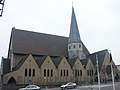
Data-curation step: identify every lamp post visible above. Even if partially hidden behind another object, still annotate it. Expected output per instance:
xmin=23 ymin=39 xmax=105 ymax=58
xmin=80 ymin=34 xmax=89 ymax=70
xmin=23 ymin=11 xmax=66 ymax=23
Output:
xmin=83 ymin=65 xmax=87 ymax=84
xmin=44 ymin=77 xmax=47 ymax=90
xmin=96 ymin=54 xmax=100 ymax=90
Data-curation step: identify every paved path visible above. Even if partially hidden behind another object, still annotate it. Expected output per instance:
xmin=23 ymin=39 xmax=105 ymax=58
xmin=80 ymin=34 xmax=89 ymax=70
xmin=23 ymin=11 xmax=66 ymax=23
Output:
xmin=41 ymin=82 xmax=120 ymax=90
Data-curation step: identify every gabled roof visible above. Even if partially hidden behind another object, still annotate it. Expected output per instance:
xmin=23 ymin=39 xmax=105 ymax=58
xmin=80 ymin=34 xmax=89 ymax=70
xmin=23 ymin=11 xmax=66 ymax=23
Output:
xmin=12 ymin=54 xmax=30 ymax=71
xmin=11 ymin=28 xmax=68 ymax=57
xmin=10 ymin=28 xmax=90 ymax=57
xmin=33 ymin=55 xmax=48 ymax=68
xmin=51 ymin=56 xmax=63 ymax=68
xmin=67 ymin=57 xmax=77 ymax=68
xmin=12 ymin=54 xmax=47 ymax=70
xmin=80 ymin=58 xmax=89 ymax=68
xmin=87 ymin=49 xmax=108 ymax=70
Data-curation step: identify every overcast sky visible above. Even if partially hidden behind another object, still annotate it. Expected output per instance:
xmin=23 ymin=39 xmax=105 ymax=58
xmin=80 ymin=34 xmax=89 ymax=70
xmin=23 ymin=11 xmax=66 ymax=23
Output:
xmin=0 ymin=0 xmax=120 ymax=65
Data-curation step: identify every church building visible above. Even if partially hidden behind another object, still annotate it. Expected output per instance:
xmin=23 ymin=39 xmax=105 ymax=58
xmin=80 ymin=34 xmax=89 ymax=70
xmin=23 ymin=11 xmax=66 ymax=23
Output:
xmin=1 ymin=7 xmax=117 ymax=85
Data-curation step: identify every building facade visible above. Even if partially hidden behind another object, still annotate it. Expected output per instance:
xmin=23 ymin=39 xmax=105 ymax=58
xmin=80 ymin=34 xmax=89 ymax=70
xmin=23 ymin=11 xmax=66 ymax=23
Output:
xmin=1 ymin=7 xmax=118 ymax=85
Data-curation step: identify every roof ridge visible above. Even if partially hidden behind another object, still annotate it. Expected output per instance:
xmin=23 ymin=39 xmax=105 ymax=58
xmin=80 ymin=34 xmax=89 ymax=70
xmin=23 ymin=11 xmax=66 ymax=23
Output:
xmin=90 ymin=49 xmax=108 ymax=55
xmin=12 ymin=27 xmax=68 ymax=38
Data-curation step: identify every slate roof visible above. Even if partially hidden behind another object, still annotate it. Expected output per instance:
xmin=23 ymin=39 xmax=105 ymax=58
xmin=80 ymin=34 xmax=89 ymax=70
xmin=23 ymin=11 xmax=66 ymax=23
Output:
xmin=34 ymin=55 xmax=48 ymax=68
xmin=67 ymin=58 xmax=89 ymax=68
xmin=10 ymin=28 xmax=90 ymax=57
xmin=10 ymin=49 xmax=108 ymax=72
xmin=67 ymin=57 xmax=77 ymax=68
xmin=12 ymin=54 xmax=48 ymax=70
xmin=12 ymin=54 xmax=29 ymax=71
xmin=11 ymin=28 xmax=68 ymax=57
xmin=6 ymin=28 xmax=109 ymax=73
xmin=87 ymin=49 xmax=108 ymax=70
xmin=80 ymin=58 xmax=89 ymax=68
xmin=68 ymin=7 xmax=81 ymax=43
xmin=51 ymin=56 xmax=63 ymax=68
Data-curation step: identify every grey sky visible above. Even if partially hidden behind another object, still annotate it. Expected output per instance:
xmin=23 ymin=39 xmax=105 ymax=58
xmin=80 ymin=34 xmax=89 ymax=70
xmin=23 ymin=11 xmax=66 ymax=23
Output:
xmin=0 ymin=0 xmax=120 ymax=65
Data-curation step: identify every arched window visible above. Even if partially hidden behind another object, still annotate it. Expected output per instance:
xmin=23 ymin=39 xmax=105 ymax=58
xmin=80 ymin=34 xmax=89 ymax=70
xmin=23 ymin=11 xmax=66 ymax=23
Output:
xmin=90 ymin=70 xmax=92 ymax=76
xmin=80 ymin=70 xmax=82 ymax=76
xmin=61 ymin=69 xmax=62 ymax=76
xmin=78 ymin=70 xmax=79 ymax=76
xmin=75 ymin=69 xmax=77 ymax=76
xmin=33 ymin=69 xmax=35 ymax=76
xmin=66 ymin=70 xmax=69 ymax=76
xmin=90 ymin=70 xmax=93 ymax=76
xmin=29 ymin=69 xmax=31 ymax=76
xmin=87 ymin=70 xmax=89 ymax=76
xmin=25 ymin=68 xmax=27 ymax=76
xmin=51 ymin=69 xmax=53 ymax=77
xmin=47 ymin=69 xmax=49 ymax=77
xmin=92 ymin=70 xmax=93 ymax=76
xmin=44 ymin=69 xmax=46 ymax=77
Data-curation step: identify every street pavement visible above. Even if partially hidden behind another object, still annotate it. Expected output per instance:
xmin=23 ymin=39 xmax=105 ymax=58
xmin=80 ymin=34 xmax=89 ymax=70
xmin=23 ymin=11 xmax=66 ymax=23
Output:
xmin=41 ymin=82 xmax=120 ymax=90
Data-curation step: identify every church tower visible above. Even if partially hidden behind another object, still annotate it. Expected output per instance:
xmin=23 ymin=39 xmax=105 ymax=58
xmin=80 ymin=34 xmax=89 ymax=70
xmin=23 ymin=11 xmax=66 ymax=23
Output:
xmin=68 ymin=7 xmax=86 ymax=59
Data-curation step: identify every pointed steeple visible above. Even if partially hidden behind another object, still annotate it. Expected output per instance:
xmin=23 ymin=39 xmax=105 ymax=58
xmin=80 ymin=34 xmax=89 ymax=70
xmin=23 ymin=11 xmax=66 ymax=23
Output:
xmin=68 ymin=7 xmax=81 ymax=44
xmin=68 ymin=7 xmax=86 ymax=59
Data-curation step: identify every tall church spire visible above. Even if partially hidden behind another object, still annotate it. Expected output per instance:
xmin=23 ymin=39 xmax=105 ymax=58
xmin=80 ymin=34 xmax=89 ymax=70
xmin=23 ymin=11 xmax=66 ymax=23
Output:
xmin=68 ymin=7 xmax=81 ymax=44
xmin=68 ymin=7 xmax=86 ymax=59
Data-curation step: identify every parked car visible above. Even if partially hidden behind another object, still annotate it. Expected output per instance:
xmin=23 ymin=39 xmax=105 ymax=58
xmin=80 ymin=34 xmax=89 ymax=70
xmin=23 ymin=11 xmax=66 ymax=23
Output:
xmin=60 ymin=82 xmax=77 ymax=90
xmin=19 ymin=85 xmax=40 ymax=90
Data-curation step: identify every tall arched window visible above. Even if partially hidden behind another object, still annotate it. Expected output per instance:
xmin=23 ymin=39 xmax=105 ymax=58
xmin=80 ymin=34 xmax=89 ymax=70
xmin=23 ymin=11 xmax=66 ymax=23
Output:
xmin=61 ymin=69 xmax=62 ymax=76
xmin=25 ymin=68 xmax=27 ymax=76
xmin=75 ymin=69 xmax=77 ymax=76
xmin=90 ymin=70 xmax=91 ymax=76
xmin=29 ymin=69 xmax=31 ymax=76
xmin=51 ymin=69 xmax=53 ymax=77
xmin=78 ymin=70 xmax=79 ymax=76
xmin=80 ymin=70 xmax=82 ymax=76
xmin=92 ymin=70 xmax=93 ymax=76
xmin=66 ymin=70 xmax=69 ymax=76
xmin=90 ymin=70 xmax=93 ymax=76
xmin=87 ymin=70 xmax=89 ymax=76
xmin=44 ymin=69 xmax=46 ymax=77
xmin=33 ymin=69 xmax=35 ymax=76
